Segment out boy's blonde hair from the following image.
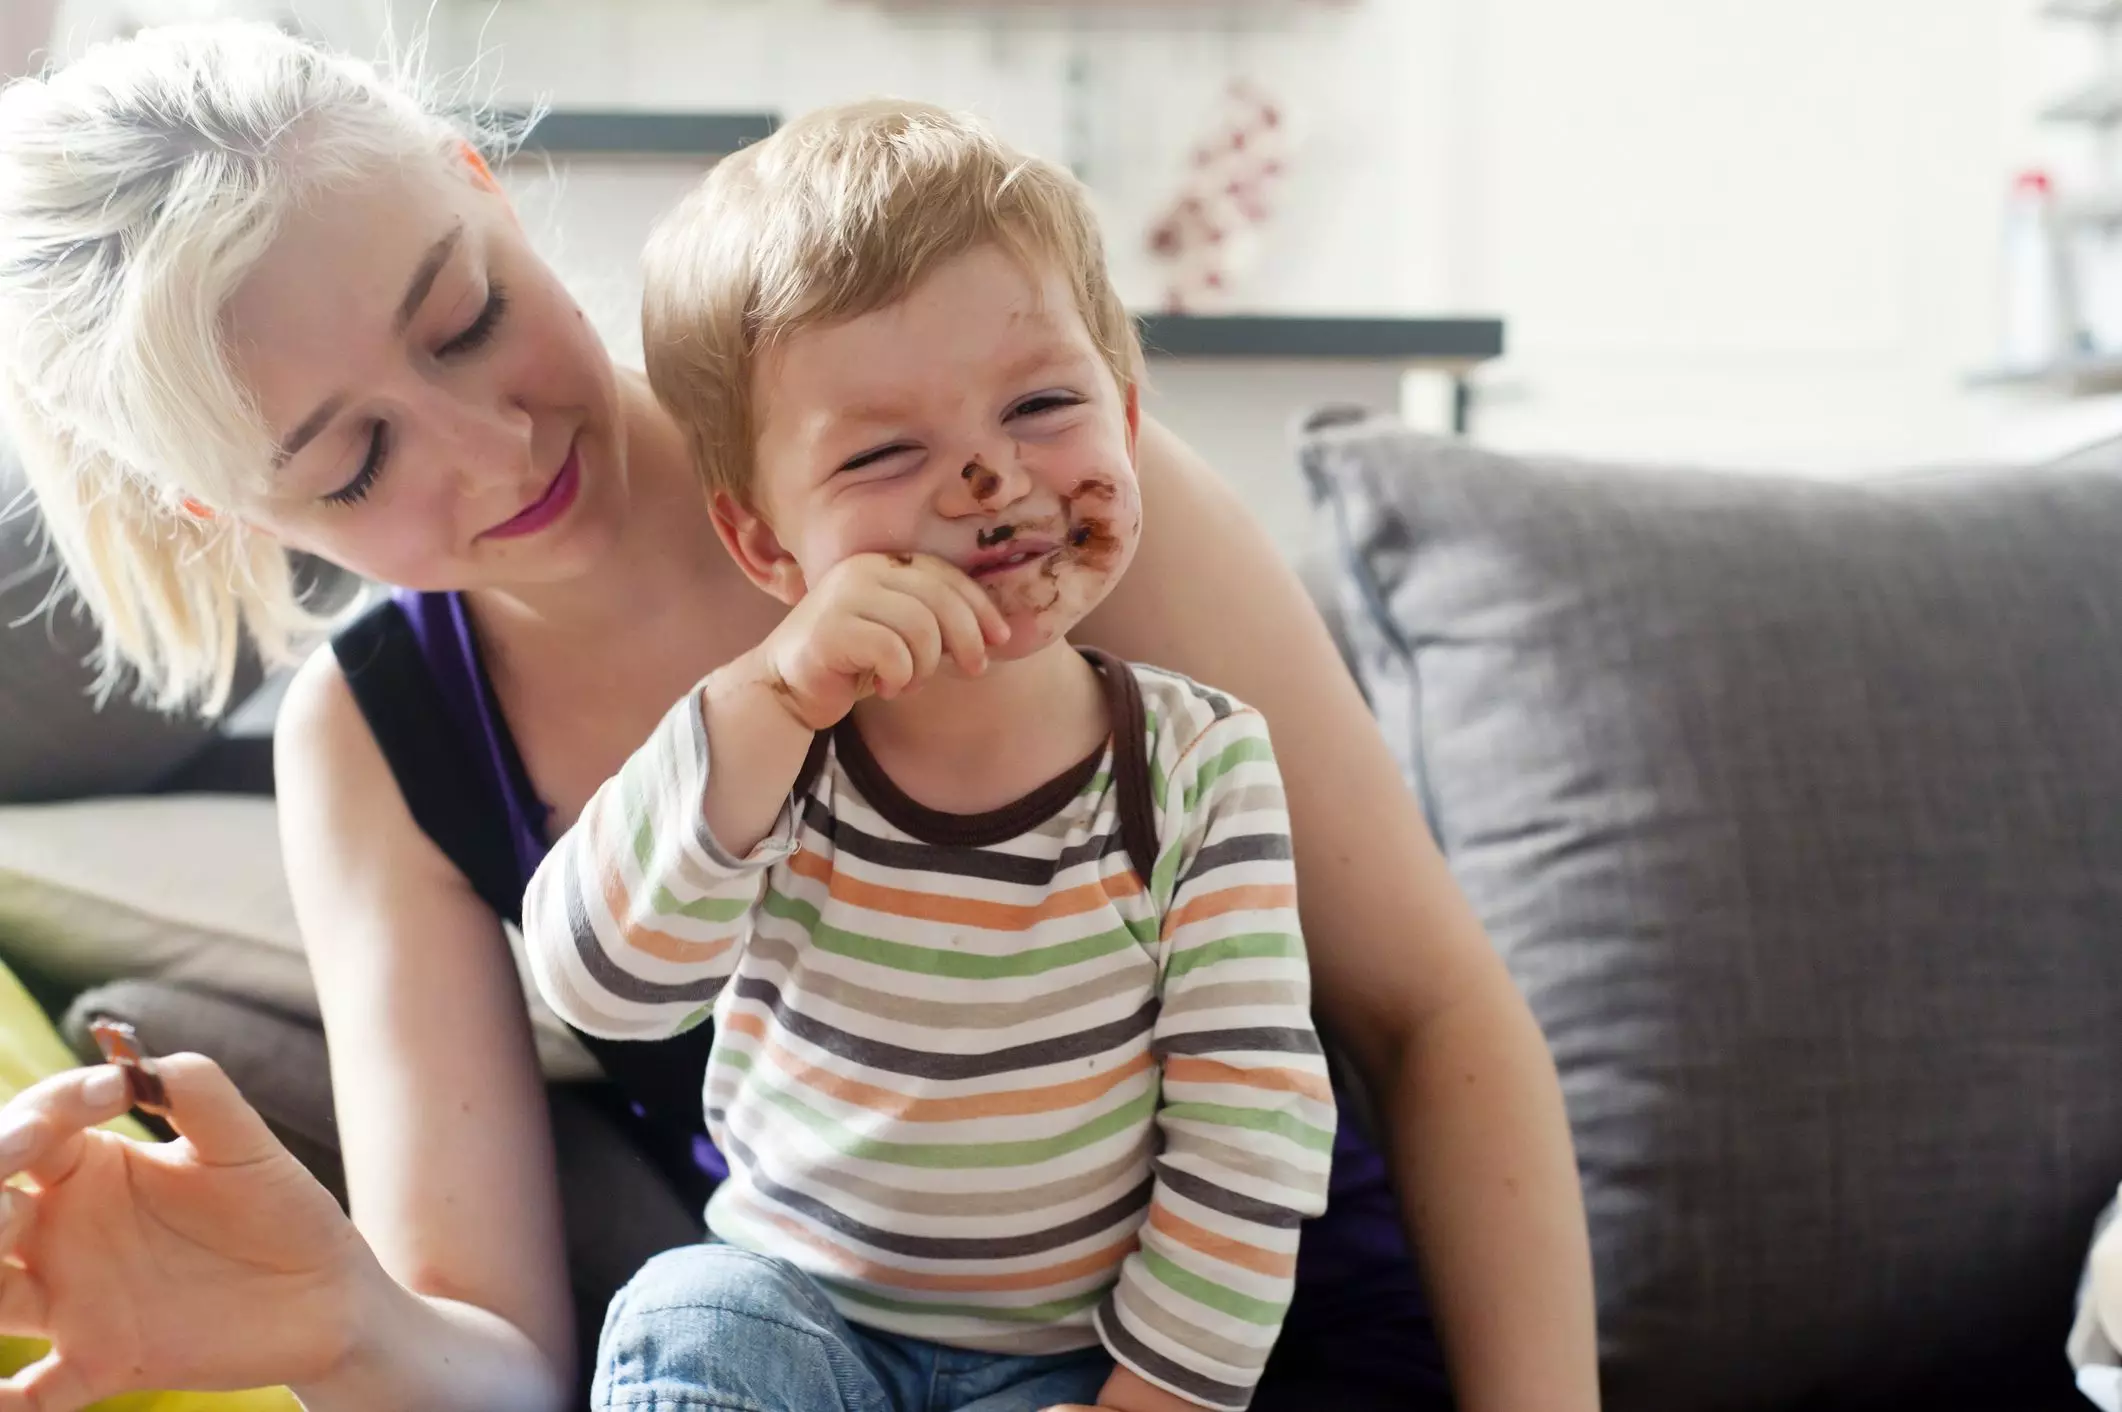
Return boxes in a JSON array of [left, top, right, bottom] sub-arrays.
[[642, 99, 1142, 506], [0, 21, 505, 712]]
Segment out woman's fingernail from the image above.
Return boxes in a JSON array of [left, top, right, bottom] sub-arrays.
[[82, 1067, 126, 1107], [0, 1118, 34, 1165]]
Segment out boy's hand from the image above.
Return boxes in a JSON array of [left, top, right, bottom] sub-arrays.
[[1043, 1364, 1205, 1412], [759, 551, 1010, 730]]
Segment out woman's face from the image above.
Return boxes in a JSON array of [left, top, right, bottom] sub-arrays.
[[222, 153, 629, 591]]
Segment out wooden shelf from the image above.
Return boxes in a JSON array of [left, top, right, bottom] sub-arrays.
[[2044, 0, 2122, 22], [507, 109, 780, 158], [1968, 355, 2122, 395], [2042, 79, 2122, 125], [1135, 314, 1503, 364]]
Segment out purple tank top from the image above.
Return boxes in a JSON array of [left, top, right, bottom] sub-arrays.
[[395, 586, 1446, 1402]]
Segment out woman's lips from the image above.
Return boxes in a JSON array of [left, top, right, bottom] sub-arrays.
[[481, 442, 582, 541]]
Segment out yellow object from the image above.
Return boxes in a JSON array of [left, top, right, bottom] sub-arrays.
[[0, 962, 299, 1410]]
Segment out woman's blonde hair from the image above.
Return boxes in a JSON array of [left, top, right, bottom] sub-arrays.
[[641, 99, 1143, 508], [0, 21, 505, 713]]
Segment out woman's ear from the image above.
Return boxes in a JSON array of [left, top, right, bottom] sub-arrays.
[[711, 491, 807, 606]]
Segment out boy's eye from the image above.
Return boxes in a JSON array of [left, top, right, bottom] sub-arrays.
[[838, 443, 915, 474], [1011, 393, 1081, 418]]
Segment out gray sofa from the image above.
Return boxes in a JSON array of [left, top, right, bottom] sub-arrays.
[[8, 420, 2121, 1410]]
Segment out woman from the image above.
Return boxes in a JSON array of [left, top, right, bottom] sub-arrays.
[[0, 21, 1595, 1412]]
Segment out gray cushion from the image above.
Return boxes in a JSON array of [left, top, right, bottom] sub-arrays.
[[1299, 414, 2122, 1411], [0, 454, 229, 802]]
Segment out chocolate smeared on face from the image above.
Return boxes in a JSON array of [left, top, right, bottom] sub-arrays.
[[976, 524, 1016, 548], [887, 552, 915, 566], [963, 462, 1004, 503]]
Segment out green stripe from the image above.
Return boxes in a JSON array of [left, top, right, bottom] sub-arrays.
[[760, 890, 1140, 979], [618, 761, 752, 923], [821, 1277, 1109, 1324], [1086, 770, 1111, 796], [1160, 1101, 1334, 1154], [1183, 737, 1274, 814], [1164, 931, 1302, 982], [752, 1079, 1158, 1169], [1144, 710, 1167, 802], [1140, 1247, 1288, 1326], [1150, 839, 1186, 914]]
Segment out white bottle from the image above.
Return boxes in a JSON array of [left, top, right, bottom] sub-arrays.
[[2000, 170, 2084, 371]]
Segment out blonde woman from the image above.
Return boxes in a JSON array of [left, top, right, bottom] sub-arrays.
[[0, 22, 1596, 1412]]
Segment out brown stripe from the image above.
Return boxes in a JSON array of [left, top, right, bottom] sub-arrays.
[[785, 847, 1142, 930], [730, 1015, 1158, 1122], [743, 1193, 1139, 1293]]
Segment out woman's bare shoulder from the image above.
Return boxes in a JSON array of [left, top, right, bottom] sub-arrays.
[[272, 641, 462, 902]]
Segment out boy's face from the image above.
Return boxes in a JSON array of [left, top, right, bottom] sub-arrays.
[[728, 243, 1142, 660]]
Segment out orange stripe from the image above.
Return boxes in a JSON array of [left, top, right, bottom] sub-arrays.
[[1163, 882, 1295, 939], [1163, 1056, 1334, 1105], [786, 847, 1141, 930], [593, 796, 737, 967], [760, 1036, 1155, 1122], [1148, 1202, 1295, 1279], [748, 1197, 1138, 1292]]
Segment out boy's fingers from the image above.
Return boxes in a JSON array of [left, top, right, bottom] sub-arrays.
[[903, 554, 1011, 644], [847, 620, 916, 699], [853, 592, 944, 684]]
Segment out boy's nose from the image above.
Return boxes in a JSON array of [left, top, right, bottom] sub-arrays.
[[948, 455, 1031, 514]]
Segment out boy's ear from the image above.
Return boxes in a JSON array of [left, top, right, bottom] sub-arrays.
[[711, 491, 808, 606]]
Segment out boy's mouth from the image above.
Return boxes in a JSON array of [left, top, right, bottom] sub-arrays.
[[965, 537, 1058, 578]]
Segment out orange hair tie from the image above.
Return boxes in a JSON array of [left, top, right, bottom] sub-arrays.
[[179, 497, 215, 520], [459, 140, 502, 195]]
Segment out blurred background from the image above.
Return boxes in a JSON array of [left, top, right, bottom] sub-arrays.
[[25, 0, 2122, 550]]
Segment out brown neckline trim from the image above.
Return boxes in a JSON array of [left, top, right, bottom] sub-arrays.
[[831, 648, 1146, 851]]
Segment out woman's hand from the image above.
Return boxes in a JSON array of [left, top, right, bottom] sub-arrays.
[[0, 1054, 366, 1410]]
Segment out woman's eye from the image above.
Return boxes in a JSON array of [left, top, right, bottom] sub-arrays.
[[438, 284, 509, 358], [322, 423, 388, 507], [838, 443, 914, 473], [1010, 393, 1081, 419]]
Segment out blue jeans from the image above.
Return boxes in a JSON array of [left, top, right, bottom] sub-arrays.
[[595, 1243, 1116, 1412]]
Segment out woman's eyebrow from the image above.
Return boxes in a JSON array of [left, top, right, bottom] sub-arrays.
[[395, 223, 465, 333], [272, 223, 465, 467]]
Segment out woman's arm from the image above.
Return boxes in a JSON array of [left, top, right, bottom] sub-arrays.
[[1078, 417, 1600, 1412], [273, 650, 574, 1409]]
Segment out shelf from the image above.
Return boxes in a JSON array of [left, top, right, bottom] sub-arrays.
[[2044, 0, 2122, 21], [2042, 80, 2122, 125], [1967, 355, 2122, 395], [1135, 314, 1503, 364], [508, 109, 780, 158]]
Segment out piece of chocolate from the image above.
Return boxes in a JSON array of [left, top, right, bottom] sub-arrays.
[[88, 1019, 170, 1114]]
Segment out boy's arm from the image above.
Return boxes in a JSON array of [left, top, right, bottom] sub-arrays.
[[1093, 708, 1334, 1412], [520, 664, 813, 1041]]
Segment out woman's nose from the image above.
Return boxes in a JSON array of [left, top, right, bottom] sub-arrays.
[[442, 398, 536, 491]]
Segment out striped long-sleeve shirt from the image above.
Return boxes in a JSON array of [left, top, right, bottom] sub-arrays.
[[522, 650, 1333, 1410]]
